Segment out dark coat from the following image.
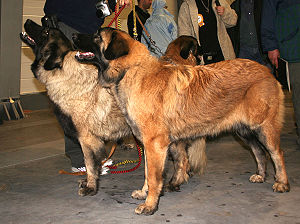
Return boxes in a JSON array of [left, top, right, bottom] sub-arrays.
[[44, 0, 116, 34], [261, 0, 300, 62], [227, 0, 263, 56]]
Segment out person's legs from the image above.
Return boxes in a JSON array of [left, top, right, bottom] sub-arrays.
[[204, 50, 224, 64], [239, 46, 263, 63], [64, 135, 85, 168], [54, 22, 86, 169], [289, 62, 300, 147]]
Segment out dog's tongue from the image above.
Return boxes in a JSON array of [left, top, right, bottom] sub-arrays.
[[75, 51, 95, 60]]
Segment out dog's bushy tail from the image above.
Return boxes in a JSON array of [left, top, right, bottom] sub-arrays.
[[188, 138, 207, 175]]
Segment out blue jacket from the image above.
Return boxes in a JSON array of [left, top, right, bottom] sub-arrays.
[[261, 0, 300, 62], [141, 0, 178, 57], [44, 0, 115, 34]]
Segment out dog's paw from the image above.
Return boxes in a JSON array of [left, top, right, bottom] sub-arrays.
[[78, 179, 87, 188], [249, 174, 264, 183], [135, 203, 157, 215], [78, 179, 97, 196], [131, 189, 147, 200], [165, 183, 180, 192], [272, 182, 290, 193], [78, 186, 97, 196]]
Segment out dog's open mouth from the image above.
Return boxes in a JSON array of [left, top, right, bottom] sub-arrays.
[[75, 51, 95, 60], [21, 32, 36, 45]]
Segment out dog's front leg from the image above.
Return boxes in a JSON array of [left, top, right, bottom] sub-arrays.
[[135, 137, 169, 215], [78, 136, 105, 196]]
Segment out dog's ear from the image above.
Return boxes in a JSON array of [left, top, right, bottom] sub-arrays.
[[104, 31, 129, 60], [180, 41, 196, 60], [43, 44, 64, 70]]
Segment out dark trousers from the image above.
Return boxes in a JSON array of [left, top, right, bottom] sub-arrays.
[[289, 62, 300, 145], [203, 50, 225, 65], [239, 45, 271, 69], [58, 21, 85, 167], [64, 135, 84, 167]]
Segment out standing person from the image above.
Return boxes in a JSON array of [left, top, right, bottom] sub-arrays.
[[120, 0, 131, 5], [261, 0, 300, 148], [43, 0, 117, 172], [178, 0, 237, 64], [229, 0, 269, 66], [44, 0, 116, 40], [177, 0, 184, 10], [127, 0, 152, 41], [141, 0, 178, 57]]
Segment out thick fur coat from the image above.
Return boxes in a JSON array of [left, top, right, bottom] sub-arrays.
[[20, 20, 207, 199], [74, 28, 289, 215]]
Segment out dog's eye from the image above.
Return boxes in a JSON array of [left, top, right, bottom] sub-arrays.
[[43, 28, 49, 36], [94, 33, 100, 39], [96, 29, 101, 36]]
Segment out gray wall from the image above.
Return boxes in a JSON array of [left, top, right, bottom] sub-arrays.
[[0, 0, 23, 100]]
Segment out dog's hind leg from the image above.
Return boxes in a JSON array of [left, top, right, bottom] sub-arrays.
[[257, 123, 290, 192], [239, 79, 289, 192], [166, 141, 190, 192], [235, 125, 267, 183], [78, 135, 106, 196], [188, 138, 207, 176]]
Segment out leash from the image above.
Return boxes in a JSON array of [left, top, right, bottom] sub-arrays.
[[108, 137, 143, 174], [59, 138, 143, 176], [106, 1, 162, 56], [59, 143, 117, 176], [135, 13, 163, 56], [107, 4, 126, 28], [132, 0, 138, 39]]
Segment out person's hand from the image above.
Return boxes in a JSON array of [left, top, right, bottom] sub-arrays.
[[119, 0, 131, 7], [268, 49, 280, 69], [216, 6, 225, 15]]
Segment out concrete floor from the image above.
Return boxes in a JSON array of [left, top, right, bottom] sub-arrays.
[[0, 92, 300, 224]]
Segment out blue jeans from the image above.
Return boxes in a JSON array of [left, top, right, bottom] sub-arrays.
[[239, 46, 270, 68]]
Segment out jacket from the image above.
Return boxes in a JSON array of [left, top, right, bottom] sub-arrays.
[[261, 0, 300, 62], [141, 0, 178, 57], [227, 0, 263, 56], [178, 0, 237, 60], [44, 0, 115, 34]]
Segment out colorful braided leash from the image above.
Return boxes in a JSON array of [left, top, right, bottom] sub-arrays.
[[107, 4, 126, 28], [59, 138, 143, 176], [108, 140, 143, 174]]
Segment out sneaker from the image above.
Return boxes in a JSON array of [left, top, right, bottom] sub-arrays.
[[101, 159, 113, 175], [71, 166, 86, 173], [102, 159, 113, 167], [71, 160, 113, 175]]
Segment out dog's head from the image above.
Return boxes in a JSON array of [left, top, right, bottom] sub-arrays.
[[73, 27, 146, 85], [20, 19, 73, 77], [162, 35, 203, 66]]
